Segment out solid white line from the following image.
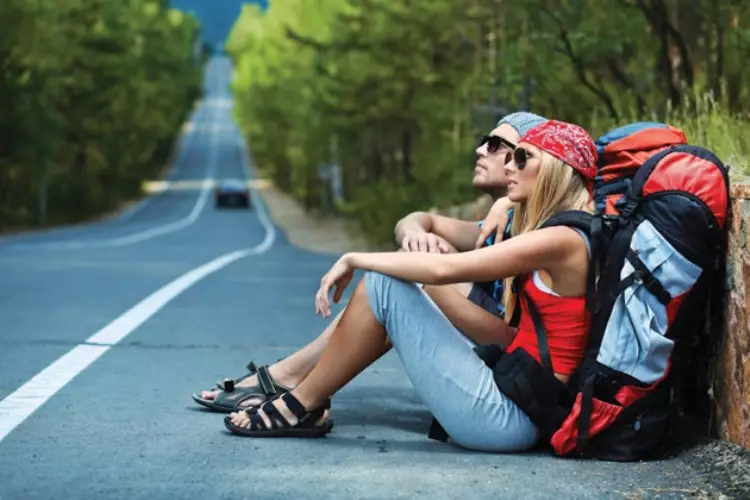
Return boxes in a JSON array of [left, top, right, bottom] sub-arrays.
[[0, 345, 110, 442], [98, 109, 220, 247], [0, 100, 211, 251], [0, 247, 254, 443], [0, 117, 278, 443], [42, 101, 222, 250], [238, 135, 276, 254], [0, 57, 280, 442]]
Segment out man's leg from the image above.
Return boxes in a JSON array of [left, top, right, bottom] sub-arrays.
[[198, 283, 478, 406], [228, 277, 393, 430], [197, 308, 346, 403]]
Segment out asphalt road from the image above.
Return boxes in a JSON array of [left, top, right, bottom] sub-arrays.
[[0, 56, 728, 499]]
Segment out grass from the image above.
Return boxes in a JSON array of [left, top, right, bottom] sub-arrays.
[[667, 96, 750, 180], [590, 92, 750, 180]]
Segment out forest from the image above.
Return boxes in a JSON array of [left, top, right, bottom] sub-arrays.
[[3, 1, 748, 243], [0, 0, 202, 230], [226, 0, 750, 244]]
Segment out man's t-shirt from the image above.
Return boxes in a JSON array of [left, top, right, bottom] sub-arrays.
[[474, 207, 514, 318]]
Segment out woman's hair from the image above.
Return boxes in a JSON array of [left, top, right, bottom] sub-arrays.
[[502, 150, 592, 317]]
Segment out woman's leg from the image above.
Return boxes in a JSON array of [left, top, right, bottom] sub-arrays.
[[200, 283, 477, 405], [199, 308, 351, 404], [227, 278, 390, 429], [228, 273, 539, 452]]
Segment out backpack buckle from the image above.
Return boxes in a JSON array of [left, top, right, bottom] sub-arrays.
[[601, 214, 619, 231], [619, 199, 639, 218], [639, 269, 658, 289]]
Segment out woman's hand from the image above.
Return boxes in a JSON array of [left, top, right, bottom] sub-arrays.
[[475, 197, 513, 249], [315, 254, 355, 318]]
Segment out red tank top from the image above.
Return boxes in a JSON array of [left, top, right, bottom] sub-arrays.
[[506, 274, 589, 376]]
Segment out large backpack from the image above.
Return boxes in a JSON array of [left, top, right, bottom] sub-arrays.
[[545, 122, 731, 461]]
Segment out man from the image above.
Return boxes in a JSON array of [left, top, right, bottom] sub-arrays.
[[394, 111, 547, 319], [192, 112, 548, 413]]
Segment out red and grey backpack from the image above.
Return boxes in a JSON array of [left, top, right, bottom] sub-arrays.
[[544, 122, 731, 461]]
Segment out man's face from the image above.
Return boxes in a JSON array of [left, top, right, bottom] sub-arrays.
[[472, 123, 521, 192]]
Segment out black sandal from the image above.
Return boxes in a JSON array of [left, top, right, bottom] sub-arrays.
[[192, 364, 291, 413], [223, 392, 333, 438], [213, 360, 260, 390]]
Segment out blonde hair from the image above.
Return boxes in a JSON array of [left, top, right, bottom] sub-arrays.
[[502, 151, 592, 318]]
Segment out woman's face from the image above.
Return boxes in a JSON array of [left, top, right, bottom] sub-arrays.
[[504, 143, 543, 202]]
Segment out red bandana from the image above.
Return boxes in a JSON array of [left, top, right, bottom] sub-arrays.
[[520, 120, 598, 181]]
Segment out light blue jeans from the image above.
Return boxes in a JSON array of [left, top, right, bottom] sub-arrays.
[[364, 272, 540, 452]]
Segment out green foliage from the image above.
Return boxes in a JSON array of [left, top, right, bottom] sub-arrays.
[[227, 0, 750, 245], [0, 0, 202, 229]]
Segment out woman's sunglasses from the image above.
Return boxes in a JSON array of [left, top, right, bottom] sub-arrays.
[[478, 135, 516, 155], [513, 147, 532, 170]]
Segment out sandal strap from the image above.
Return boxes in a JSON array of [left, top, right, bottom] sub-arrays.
[[279, 392, 329, 426], [281, 392, 330, 425], [214, 387, 267, 408], [216, 360, 260, 390], [242, 393, 329, 432], [247, 398, 290, 431], [219, 379, 235, 392], [256, 365, 278, 396], [248, 409, 270, 431], [260, 402, 290, 430]]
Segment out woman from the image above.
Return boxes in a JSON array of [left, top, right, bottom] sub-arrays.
[[192, 112, 545, 413], [225, 120, 597, 452]]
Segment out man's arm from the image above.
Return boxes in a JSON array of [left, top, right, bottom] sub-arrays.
[[394, 212, 481, 253], [423, 284, 516, 347]]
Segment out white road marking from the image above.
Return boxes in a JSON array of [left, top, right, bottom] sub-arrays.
[[238, 135, 276, 254], [0, 244, 275, 442], [0, 56, 280, 442], [38, 100, 223, 250]]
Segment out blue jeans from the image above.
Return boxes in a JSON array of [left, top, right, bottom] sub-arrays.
[[364, 272, 540, 452]]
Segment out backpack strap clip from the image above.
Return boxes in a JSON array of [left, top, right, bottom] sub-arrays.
[[624, 249, 672, 305], [619, 199, 639, 218]]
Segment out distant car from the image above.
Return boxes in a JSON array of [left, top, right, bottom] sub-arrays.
[[214, 179, 251, 209]]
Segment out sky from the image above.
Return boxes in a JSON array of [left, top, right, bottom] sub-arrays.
[[169, 0, 268, 47]]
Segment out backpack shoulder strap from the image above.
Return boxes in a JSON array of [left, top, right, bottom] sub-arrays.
[[540, 210, 594, 236], [540, 210, 600, 315]]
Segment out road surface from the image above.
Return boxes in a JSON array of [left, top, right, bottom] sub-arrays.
[[0, 56, 727, 499]]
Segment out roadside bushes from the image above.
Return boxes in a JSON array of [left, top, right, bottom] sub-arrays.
[[227, 0, 750, 245]]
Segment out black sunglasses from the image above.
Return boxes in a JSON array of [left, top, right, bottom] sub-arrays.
[[478, 135, 517, 154], [513, 147, 533, 170]]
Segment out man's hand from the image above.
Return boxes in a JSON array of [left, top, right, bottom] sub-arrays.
[[401, 230, 451, 254], [395, 211, 480, 253], [475, 197, 513, 249]]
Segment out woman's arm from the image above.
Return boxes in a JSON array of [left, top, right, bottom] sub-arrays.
[[315, 225, 588, 318], [349, 226, 586, 286]]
